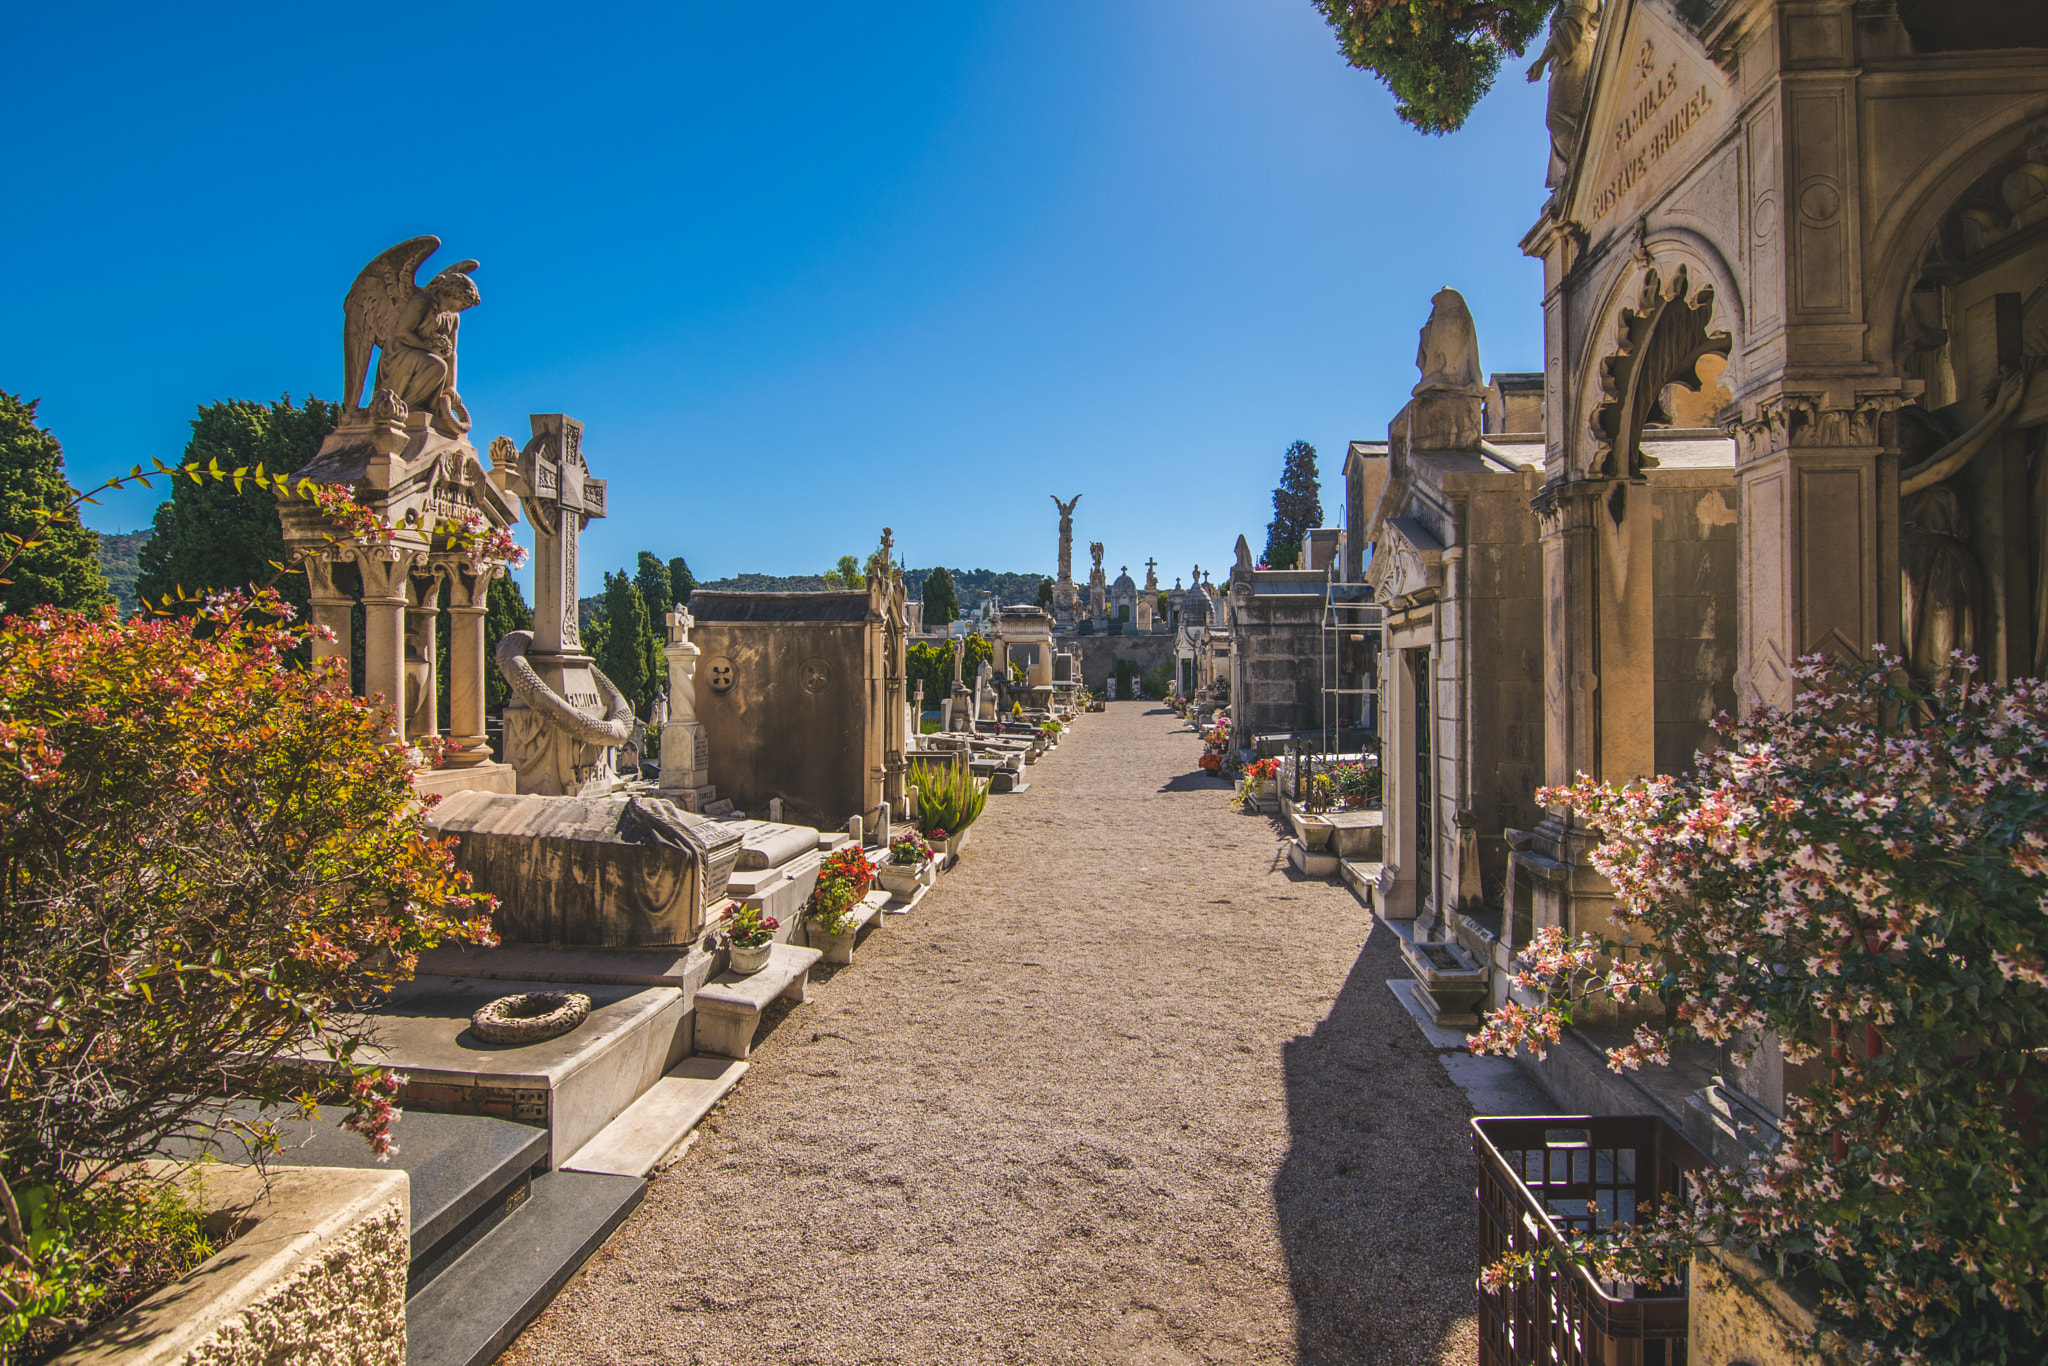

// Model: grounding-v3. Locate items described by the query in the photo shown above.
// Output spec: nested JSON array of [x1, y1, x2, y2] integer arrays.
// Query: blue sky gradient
[[3, 1, 1550, 597]]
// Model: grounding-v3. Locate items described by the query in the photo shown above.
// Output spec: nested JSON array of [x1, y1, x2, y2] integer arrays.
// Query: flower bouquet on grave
[[720, 902, 779, 974], [880, 831, 938, 896], [1232, 756, 1280, 812], [808, 846, 875, 939], [1198, 713, 1232, 772]]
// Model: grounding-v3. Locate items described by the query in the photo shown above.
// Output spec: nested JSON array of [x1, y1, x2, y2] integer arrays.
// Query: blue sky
[[3, 1, 1549, 596]]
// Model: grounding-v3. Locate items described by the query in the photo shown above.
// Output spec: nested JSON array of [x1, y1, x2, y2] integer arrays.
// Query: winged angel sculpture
[[343, 236, 480, 437]]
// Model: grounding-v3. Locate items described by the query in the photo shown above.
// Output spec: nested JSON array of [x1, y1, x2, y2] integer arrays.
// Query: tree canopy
[[922, 566, 959, 626], [134, 396, 338, 619], [481, 575, 533, 713], [635, 551, 675, 615], [822, 554, 862, 589], [667, 556, 696, 606], [0, 392, 111, 618], [591, 569, 658, 714], [1262, 439, 1323, 570], [1311, 0, 1559, 134]]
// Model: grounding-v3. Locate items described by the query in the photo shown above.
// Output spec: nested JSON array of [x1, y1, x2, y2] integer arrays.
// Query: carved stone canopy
[[1368, 517, 1446, 612]]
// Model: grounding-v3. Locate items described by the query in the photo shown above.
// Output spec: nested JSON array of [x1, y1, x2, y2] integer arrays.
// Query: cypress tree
[[0, 392, 111, 617], [482, 575, 534, 712], [1262, 439, 1323, 570], [594, 569, 656, 714], [635, 551, 674, 612], [667, 555, 696, 606], [923, 566, 959, 625]]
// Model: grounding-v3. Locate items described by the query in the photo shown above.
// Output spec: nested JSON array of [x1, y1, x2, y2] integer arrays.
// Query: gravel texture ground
[[502, 702, 1480, 1365]]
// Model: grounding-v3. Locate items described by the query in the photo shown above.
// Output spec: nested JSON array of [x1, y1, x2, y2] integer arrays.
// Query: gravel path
[[503, 702, 1480, 1365]]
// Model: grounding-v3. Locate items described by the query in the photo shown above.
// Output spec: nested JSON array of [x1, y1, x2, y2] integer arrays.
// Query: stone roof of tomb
[[1639, 429, 1737, 469], [687, 590, 872, 623]]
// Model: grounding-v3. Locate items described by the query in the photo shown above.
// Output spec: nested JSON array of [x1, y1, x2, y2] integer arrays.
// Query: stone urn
[[729, 939, 773, 974], [877, 857, 935, 898]]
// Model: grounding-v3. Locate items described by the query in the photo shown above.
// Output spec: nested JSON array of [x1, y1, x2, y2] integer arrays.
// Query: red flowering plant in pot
[[807, 846, 875, 937], [1471, 652, 2048, 1366]]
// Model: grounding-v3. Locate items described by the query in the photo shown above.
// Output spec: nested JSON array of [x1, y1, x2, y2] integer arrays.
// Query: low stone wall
[[55, 1165, 409, 1366], [1055, 634, 1175, 696]]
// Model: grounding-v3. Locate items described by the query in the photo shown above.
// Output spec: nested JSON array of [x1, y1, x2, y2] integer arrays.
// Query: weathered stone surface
[[428, 791, 740, 948], [52, 1165, 409, 1366]]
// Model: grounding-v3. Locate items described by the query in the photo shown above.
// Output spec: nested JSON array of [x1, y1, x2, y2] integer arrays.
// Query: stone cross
[[513, 414, 607, 658]]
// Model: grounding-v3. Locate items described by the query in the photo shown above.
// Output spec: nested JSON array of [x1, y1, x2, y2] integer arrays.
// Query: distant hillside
[[95, 530, 148, 616], [576, 565, 1050, 631]]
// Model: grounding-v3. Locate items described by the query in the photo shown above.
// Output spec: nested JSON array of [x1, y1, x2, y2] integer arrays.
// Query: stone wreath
[[470, 991, 592, 1044]]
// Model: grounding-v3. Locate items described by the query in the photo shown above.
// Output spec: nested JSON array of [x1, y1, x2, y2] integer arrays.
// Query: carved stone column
[[436, 556, 499, 768], [353, 544, 425, 742], [303, 553, 354, 691], [405, 570, 440, 743]]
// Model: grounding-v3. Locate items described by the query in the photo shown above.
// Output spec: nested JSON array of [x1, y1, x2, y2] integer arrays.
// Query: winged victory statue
[[343, 236, 481, 437]]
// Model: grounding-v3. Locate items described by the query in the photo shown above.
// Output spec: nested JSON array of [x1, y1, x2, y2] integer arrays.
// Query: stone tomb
[[687, 542, 911, 831]]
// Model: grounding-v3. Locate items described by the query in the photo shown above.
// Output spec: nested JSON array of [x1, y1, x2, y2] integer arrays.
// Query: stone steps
[[560, 1055, 748, 1178], [404, 1169, 646, 1366]]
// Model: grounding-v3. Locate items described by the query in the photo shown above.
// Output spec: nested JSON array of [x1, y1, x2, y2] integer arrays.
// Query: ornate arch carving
[[1582, 258, 1735, 480]]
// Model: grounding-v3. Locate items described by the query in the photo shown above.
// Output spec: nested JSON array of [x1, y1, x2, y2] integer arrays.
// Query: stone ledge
[[53, 1165, 409, 1365]]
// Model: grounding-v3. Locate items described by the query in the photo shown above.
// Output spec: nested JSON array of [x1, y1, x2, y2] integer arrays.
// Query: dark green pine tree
[[1262, 439, 1323, 570], [481, 575, 534, 713], [1311, 0, 1560, 135], [922, 565, 959, 626], [135, 396, 339, 619], [594, 569, 657, 715], [667, 555, 696, 606], [0, 392, 112, 617], [1036, 577, 1054, 609]]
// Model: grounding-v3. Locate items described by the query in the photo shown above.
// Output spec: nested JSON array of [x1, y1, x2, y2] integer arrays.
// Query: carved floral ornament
[[1584, 260, 1734, 480]]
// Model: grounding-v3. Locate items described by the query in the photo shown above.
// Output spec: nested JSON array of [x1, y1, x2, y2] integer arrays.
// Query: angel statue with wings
[[343, 236, 481, 437]]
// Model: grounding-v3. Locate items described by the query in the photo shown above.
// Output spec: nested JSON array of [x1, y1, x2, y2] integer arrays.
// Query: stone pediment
[[1564, 2, 1735, 249], [1368, 517, 1445, 611]]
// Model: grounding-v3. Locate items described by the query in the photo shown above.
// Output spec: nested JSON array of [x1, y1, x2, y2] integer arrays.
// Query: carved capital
[[1725, 389, 1911, 459]]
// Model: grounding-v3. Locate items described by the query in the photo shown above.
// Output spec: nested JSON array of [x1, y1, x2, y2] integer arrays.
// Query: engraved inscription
[[1591, 59, 1716, 223]]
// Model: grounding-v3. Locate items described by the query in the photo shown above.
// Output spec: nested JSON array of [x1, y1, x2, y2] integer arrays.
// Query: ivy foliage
[[0, 393, 111, 618], [1311, 0, 1560, 134]]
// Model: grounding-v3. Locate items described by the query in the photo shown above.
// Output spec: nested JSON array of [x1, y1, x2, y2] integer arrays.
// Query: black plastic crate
[[1473, 1115, 1711, 1366]]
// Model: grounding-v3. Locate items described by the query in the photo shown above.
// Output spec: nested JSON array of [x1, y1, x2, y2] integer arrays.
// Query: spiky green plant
[[911, 761, 988, 836]]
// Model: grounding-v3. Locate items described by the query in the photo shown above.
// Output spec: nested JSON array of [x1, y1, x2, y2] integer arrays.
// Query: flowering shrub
[[888, 832, 935, 866], [0, 595, 498, 1346], [1471, 654, 2048, 1364], [720, 902, 778, 949]]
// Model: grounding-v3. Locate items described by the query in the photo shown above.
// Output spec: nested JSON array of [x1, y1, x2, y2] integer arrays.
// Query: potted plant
[[912, 762, 989, 861], [720, 902, 779, 974], [878, 831, 937, 896]]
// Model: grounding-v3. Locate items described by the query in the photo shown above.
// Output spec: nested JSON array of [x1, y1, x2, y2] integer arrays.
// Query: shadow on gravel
[[1156, 771, 1234, 793], [1275, 927, 1478, 1364]]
